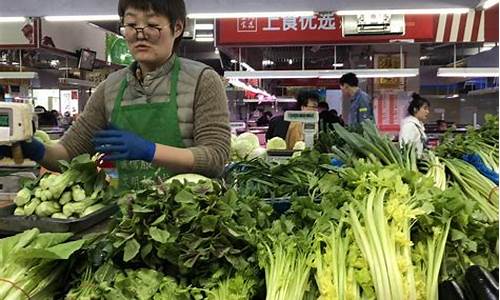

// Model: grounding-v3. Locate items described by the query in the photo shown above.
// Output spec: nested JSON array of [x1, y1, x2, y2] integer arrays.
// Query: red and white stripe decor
[[434, 6, 497, 43]]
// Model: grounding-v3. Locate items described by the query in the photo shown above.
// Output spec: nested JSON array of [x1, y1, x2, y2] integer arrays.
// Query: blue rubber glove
[[92, 126, 156, 162], [463, 154, 499, 185], [0, 139, 45, 162], [331, 158, 344, 167]]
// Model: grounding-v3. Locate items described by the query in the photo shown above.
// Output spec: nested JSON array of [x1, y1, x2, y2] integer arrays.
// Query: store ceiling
[[0, 0, 483, 17]]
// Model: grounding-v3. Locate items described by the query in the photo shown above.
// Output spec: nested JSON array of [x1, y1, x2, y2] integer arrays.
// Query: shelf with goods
[[0, 116, 498, 299]]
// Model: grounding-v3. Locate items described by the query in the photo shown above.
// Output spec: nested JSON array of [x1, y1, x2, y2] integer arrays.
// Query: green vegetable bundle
[[67, 177, 273, 299], [226, 149, 333, 198], [0, 229, 84, 300], [13, 154, 111, 219], [332, 122, 418, 171]]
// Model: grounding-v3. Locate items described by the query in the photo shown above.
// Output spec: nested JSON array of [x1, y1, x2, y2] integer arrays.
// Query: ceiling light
[[483, 0, 499, 9], [44, 15, 120, 22], [480, 42, 497, 52], [225, 68, 419, 79], [228, 79, 271, 97], [230, 59, 238, 64], [188, 11, 314, 19], [332, 63, 344, 68], [195, 34, 214, 38], [58, 78, 96, 88], [437, 67, 499, 77], [49, 60, 60, 67], [194, 23, 214, 30], [288, 59, 293, 65], [0, 17, 26, 23], [319, 68, 419, 79], [214, 48, 219, 55], [420, 56, 430, 60], [0, 72, 38, 79], [240, 62, 255, 72], [225, 70, 319, 79], [262, 60, 275, 66], [335, 8, 469, 15], [195, 37, 214, 42]]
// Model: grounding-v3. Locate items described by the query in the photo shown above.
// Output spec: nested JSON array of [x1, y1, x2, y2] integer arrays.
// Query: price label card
[[284, 111, 319, 123]]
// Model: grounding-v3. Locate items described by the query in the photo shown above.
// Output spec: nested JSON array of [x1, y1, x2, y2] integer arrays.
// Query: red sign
[[216, 6, 498, 46], [217, 13, 434, 46], [374, 93, 401, 132]]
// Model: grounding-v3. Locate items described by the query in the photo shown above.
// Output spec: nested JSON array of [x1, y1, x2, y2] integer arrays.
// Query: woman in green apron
[[2, 0, 231, 188]]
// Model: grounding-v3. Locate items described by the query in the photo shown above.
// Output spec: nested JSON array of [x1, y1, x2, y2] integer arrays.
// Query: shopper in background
[[285, 90, 320, 150], [399, 93, 430, 157], [318, 102, 344, 131], [0, 0, 230, 188], [35, 106, 58, 127], [331, 109, 345, 127], [436, 120, 448, 131], [339, 72, 373, 126], [266, 113, 290, 141], [256, 111, 273, 127], [318, 102, 333, 131], [61, 111, 74, 130]]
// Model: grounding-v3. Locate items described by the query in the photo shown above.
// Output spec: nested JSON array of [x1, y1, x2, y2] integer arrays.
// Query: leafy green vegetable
[[0, 229, 83, 300], [35, 201, 61, 217], [267, 137, 287, 150]]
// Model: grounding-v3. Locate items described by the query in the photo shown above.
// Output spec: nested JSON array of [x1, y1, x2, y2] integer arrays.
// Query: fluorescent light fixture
[[0, 72, 37, 79], [44, 15, 120, 22], [336, 8, 469, 15], [420, 56, 430, 60], [437, 67, 499, 77], [195, 34, 214, 38], [188, 11, 314, 19], [332, 63, 344, 68], [0, 17, 26, 23], [225, 70, 319, 79], [195, 37, 214, 42], [194, 23, 214, 30], [262, 60, 275, 66], [240, 62, 255, 72], [229, 79, 271, 97], [276, 98, 297, 103], [225, 68, 419, 79], [483, 0, 499, 9], [319, 68, 419, 79], [58, 78, 96, 88]]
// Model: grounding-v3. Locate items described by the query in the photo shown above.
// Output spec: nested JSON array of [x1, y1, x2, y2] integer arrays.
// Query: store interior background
[[0, 0, 498, 139]]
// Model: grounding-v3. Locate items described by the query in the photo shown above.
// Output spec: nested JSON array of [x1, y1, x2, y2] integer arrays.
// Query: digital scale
[[230, 122, 247, 135], [284, 110, 319, 148], [266, 111, 319, 162], [0, 102, 35, 164], [0, 102, 37, 201]]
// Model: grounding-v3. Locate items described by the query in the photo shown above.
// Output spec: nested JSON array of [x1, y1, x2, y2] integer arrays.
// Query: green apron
[[111, 56, 184, 189]]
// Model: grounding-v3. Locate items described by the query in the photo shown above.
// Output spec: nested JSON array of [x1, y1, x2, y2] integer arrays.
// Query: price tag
[[284, 111, 319, 123]]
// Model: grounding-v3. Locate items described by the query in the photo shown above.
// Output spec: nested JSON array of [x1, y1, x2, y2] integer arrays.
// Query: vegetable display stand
[[0, 203, 118, 234]]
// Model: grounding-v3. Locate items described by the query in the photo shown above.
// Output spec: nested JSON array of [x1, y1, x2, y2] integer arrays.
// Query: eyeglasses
[[119, 24, 169, 42]]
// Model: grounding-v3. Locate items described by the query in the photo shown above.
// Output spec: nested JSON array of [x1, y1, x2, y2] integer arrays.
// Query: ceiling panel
[[0, 0, 481, 17]]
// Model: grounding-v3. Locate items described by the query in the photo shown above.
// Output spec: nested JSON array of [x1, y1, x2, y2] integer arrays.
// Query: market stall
[[0, 114, 497, 299]]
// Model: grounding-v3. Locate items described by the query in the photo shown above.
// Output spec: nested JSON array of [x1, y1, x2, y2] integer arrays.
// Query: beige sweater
[[60, 57, 231, 177]]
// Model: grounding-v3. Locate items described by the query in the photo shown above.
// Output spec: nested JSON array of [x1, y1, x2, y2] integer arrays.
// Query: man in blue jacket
[[339, 72, 373, 126]]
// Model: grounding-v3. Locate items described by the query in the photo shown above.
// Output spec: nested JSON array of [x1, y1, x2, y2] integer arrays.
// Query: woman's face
[[415, 104, 430, 122], [122, 8, 183, 67]]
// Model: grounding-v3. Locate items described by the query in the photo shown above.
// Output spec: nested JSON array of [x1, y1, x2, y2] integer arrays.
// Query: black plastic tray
[[0, 203, 118, 233]]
